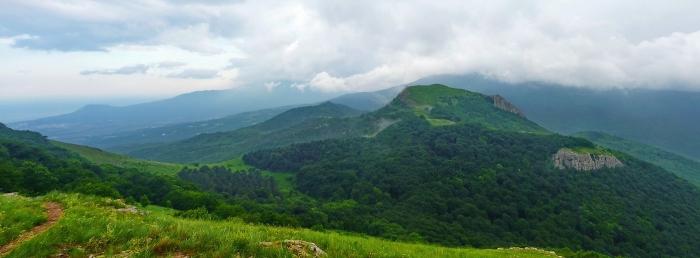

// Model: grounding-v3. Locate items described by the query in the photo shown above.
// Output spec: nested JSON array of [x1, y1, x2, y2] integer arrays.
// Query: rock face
[[491, 95, 525, 117], [553, 148, 623, 171]]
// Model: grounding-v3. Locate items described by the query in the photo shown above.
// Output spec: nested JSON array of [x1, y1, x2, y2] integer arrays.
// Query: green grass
[[208, 157, 252, 171], [6, 193, 562, 257], [426, 118, 457, 126], [0, 195, 47, 246], [53, 141, 183, 176]]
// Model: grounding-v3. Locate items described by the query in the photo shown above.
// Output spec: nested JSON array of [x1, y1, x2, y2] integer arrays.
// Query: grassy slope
[[395, 85, 548, 133], [575, 131, 700, 187], [0, 195, 46, 246], [52, 141, 183, 176], [5, 193, 561, 258]]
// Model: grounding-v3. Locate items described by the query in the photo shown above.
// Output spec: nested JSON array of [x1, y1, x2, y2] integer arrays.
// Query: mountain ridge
[[132, 85, 546, 163]]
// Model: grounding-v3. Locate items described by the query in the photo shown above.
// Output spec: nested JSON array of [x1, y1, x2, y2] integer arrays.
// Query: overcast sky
[[2, 0, 700, 100]]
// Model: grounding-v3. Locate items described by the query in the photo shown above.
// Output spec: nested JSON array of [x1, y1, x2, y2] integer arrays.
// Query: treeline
[[178, 166, 280, 200]]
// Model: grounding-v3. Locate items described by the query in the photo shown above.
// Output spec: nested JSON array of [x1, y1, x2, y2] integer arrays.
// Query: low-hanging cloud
[[4, 0, 700, 95], [167, 69, 221, 79], [81, 64, 149, 75]]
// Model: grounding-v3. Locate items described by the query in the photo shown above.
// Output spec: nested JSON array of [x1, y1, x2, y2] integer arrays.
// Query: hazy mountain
[[329, 86, 405, 111], [128, 102, 366, 163], [83, 105, 297, 151], [575, 131, 700, 187], [9, 83, 342, 145], [243, 85, 700, 257]]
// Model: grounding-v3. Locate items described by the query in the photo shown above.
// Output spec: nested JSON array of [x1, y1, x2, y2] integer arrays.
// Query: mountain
[[575, 131, 700, 187], [131, 85, 546, 163], [318, 74, 700, 161], [128, 102, 366, 163], [8, 83, 342, 145], [241, 85, 700, 257], [415, 74, 700, 160], [81, 105, 296, 151]]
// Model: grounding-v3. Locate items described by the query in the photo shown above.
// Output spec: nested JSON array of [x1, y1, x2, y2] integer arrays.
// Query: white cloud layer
[[2, 0, 700, 98]]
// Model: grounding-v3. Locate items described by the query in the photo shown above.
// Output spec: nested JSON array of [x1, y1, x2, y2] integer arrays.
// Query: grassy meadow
[[0, 195, 47, 246], [2, 193, 564, 258]]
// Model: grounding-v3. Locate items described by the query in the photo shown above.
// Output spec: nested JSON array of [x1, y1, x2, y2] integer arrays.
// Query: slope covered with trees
[[243, 85, 700, 258]]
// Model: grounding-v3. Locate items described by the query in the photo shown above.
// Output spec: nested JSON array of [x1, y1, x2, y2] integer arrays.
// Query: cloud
[[264, 81, 281, 92], [81, 64, 149, 75], [81, 61, 189, 76], [167, 69, 221, 79], [155, 61, 187, 69], [5, 0, 700, 96]]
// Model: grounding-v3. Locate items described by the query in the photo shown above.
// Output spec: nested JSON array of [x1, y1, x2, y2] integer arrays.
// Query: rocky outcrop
[[491, 95, 525, 117], [553, 148, 623, 171], [260, 240, 326, 257]]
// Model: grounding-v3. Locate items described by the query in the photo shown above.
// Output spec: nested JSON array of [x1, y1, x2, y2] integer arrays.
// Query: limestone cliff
[[553, 148, 623, 171], [491, 95, 525, 117]]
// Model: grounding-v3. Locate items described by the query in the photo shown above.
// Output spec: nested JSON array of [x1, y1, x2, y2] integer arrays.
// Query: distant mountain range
[[128, 102, 366, 163], [8, 82, 342, 144], [10, 74, 700, 161]]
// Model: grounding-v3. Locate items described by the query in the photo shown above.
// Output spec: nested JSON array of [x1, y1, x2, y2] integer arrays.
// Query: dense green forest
[[244, 117, 700, 258]]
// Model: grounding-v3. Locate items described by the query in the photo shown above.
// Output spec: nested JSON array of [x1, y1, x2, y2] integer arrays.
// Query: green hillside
[[128, 102, 369, 163], [52, 141, 183, 175], [575, 131, 700, 187], [0, 193, 566, 258]]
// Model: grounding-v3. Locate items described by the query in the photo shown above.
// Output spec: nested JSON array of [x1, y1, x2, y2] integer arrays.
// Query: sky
[[2, 0, 700, 102]]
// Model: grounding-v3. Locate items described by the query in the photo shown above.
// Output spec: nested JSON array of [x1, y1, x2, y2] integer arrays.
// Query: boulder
[[259, 240, 326, 257], [553, 148, 623, 171]]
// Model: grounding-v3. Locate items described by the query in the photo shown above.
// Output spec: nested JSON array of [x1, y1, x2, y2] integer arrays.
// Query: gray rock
[[553, 148, 623, 171], [491, 95, 525, 117]]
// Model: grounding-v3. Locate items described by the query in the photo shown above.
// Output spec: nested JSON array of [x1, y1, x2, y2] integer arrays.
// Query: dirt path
[[0, 202, 63, 257]]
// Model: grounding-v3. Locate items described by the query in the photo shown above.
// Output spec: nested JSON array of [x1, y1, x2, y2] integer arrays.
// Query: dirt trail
[[0, 202, 63, 257]]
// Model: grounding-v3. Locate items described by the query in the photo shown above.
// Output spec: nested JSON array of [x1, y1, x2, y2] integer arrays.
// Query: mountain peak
[[386, 84, 546, 132]]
